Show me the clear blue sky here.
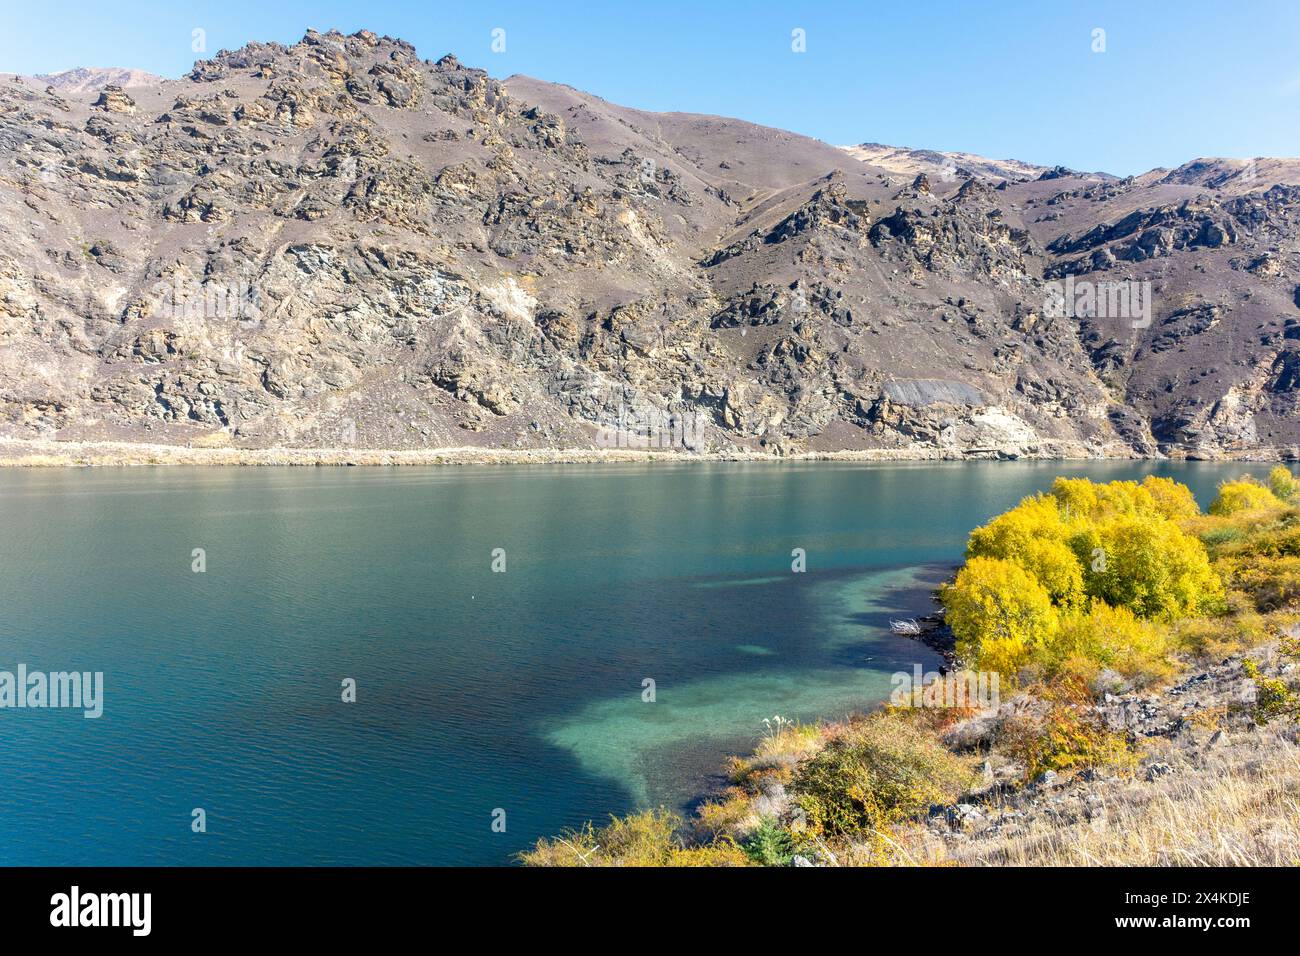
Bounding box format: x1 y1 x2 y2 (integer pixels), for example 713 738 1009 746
3 0 1298 175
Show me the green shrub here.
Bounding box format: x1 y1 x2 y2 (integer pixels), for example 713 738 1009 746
1198 525 1248 549
791 714 975 837
1242 658 1297 726
741 816 796 866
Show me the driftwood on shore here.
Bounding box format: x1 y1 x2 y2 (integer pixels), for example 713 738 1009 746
891 612 958 667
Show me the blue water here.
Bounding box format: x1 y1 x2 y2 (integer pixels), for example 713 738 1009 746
0 460 1272 865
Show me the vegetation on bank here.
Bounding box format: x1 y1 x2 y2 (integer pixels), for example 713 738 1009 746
942 474 1223 685
521 469 1300 867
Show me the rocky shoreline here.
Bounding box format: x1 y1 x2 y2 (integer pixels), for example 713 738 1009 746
901 612 959 667
1 436 1295 468
910 639 1300 865
665 634 1299 867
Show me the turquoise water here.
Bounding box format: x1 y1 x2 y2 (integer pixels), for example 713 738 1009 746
0 460 1272 865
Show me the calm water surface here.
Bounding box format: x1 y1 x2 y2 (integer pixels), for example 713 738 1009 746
0 460 1273 864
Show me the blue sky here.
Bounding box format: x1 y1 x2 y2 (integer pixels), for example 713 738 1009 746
2 0 1298 175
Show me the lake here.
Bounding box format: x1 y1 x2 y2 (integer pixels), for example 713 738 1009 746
0 459 1273 865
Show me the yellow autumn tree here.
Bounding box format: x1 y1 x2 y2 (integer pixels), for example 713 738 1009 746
1140 475 1201 519
941 556 1059 678
1051 477 1152 522
1209 477 1283 516
1268 465 1297 503
1071 515 1222 619
948 477 1224 682
1050 475 1199 523
1049 602 1173 683
965 494 1084 607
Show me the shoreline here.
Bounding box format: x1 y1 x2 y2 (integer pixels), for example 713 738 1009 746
520 471 1300 866
0 436 1293 468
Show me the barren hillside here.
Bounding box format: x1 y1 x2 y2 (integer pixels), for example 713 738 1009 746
2 29 1299 459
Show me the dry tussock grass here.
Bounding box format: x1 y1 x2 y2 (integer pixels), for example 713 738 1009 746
897 732 1300 867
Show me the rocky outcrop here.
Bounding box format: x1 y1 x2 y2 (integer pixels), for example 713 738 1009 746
921 644 1299 863
90 84 136 114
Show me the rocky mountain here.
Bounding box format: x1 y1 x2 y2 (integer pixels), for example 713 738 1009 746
2 29 1299 460
1142 156 1300 198
6 67 165 94
840 143 1055 185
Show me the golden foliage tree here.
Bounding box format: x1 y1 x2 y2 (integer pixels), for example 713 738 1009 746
948 477 1224 682
1072 516 1222 620
1268 466 1297 503
966 494 1084 607
1210 477 1284 516
941 556 1059 677
1140 474 1201 519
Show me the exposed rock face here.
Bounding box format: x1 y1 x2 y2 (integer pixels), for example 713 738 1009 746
90 85 136 114
1 29 1299 458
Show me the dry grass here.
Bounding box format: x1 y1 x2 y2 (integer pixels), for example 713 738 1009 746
519 807 755 867
899 732 1300 866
